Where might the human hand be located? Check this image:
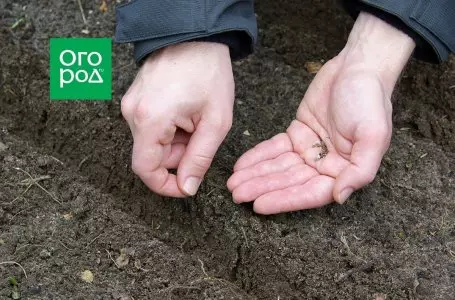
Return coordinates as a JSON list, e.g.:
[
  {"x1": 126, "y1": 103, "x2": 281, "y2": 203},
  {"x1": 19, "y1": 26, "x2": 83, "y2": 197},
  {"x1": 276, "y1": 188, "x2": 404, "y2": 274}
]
[
  {"x1": 121, "y1": 42, "x2": 234, "y2": 197},
  {"x1": 228, "y1": 12, "x2": 415, "y2": 214}
]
